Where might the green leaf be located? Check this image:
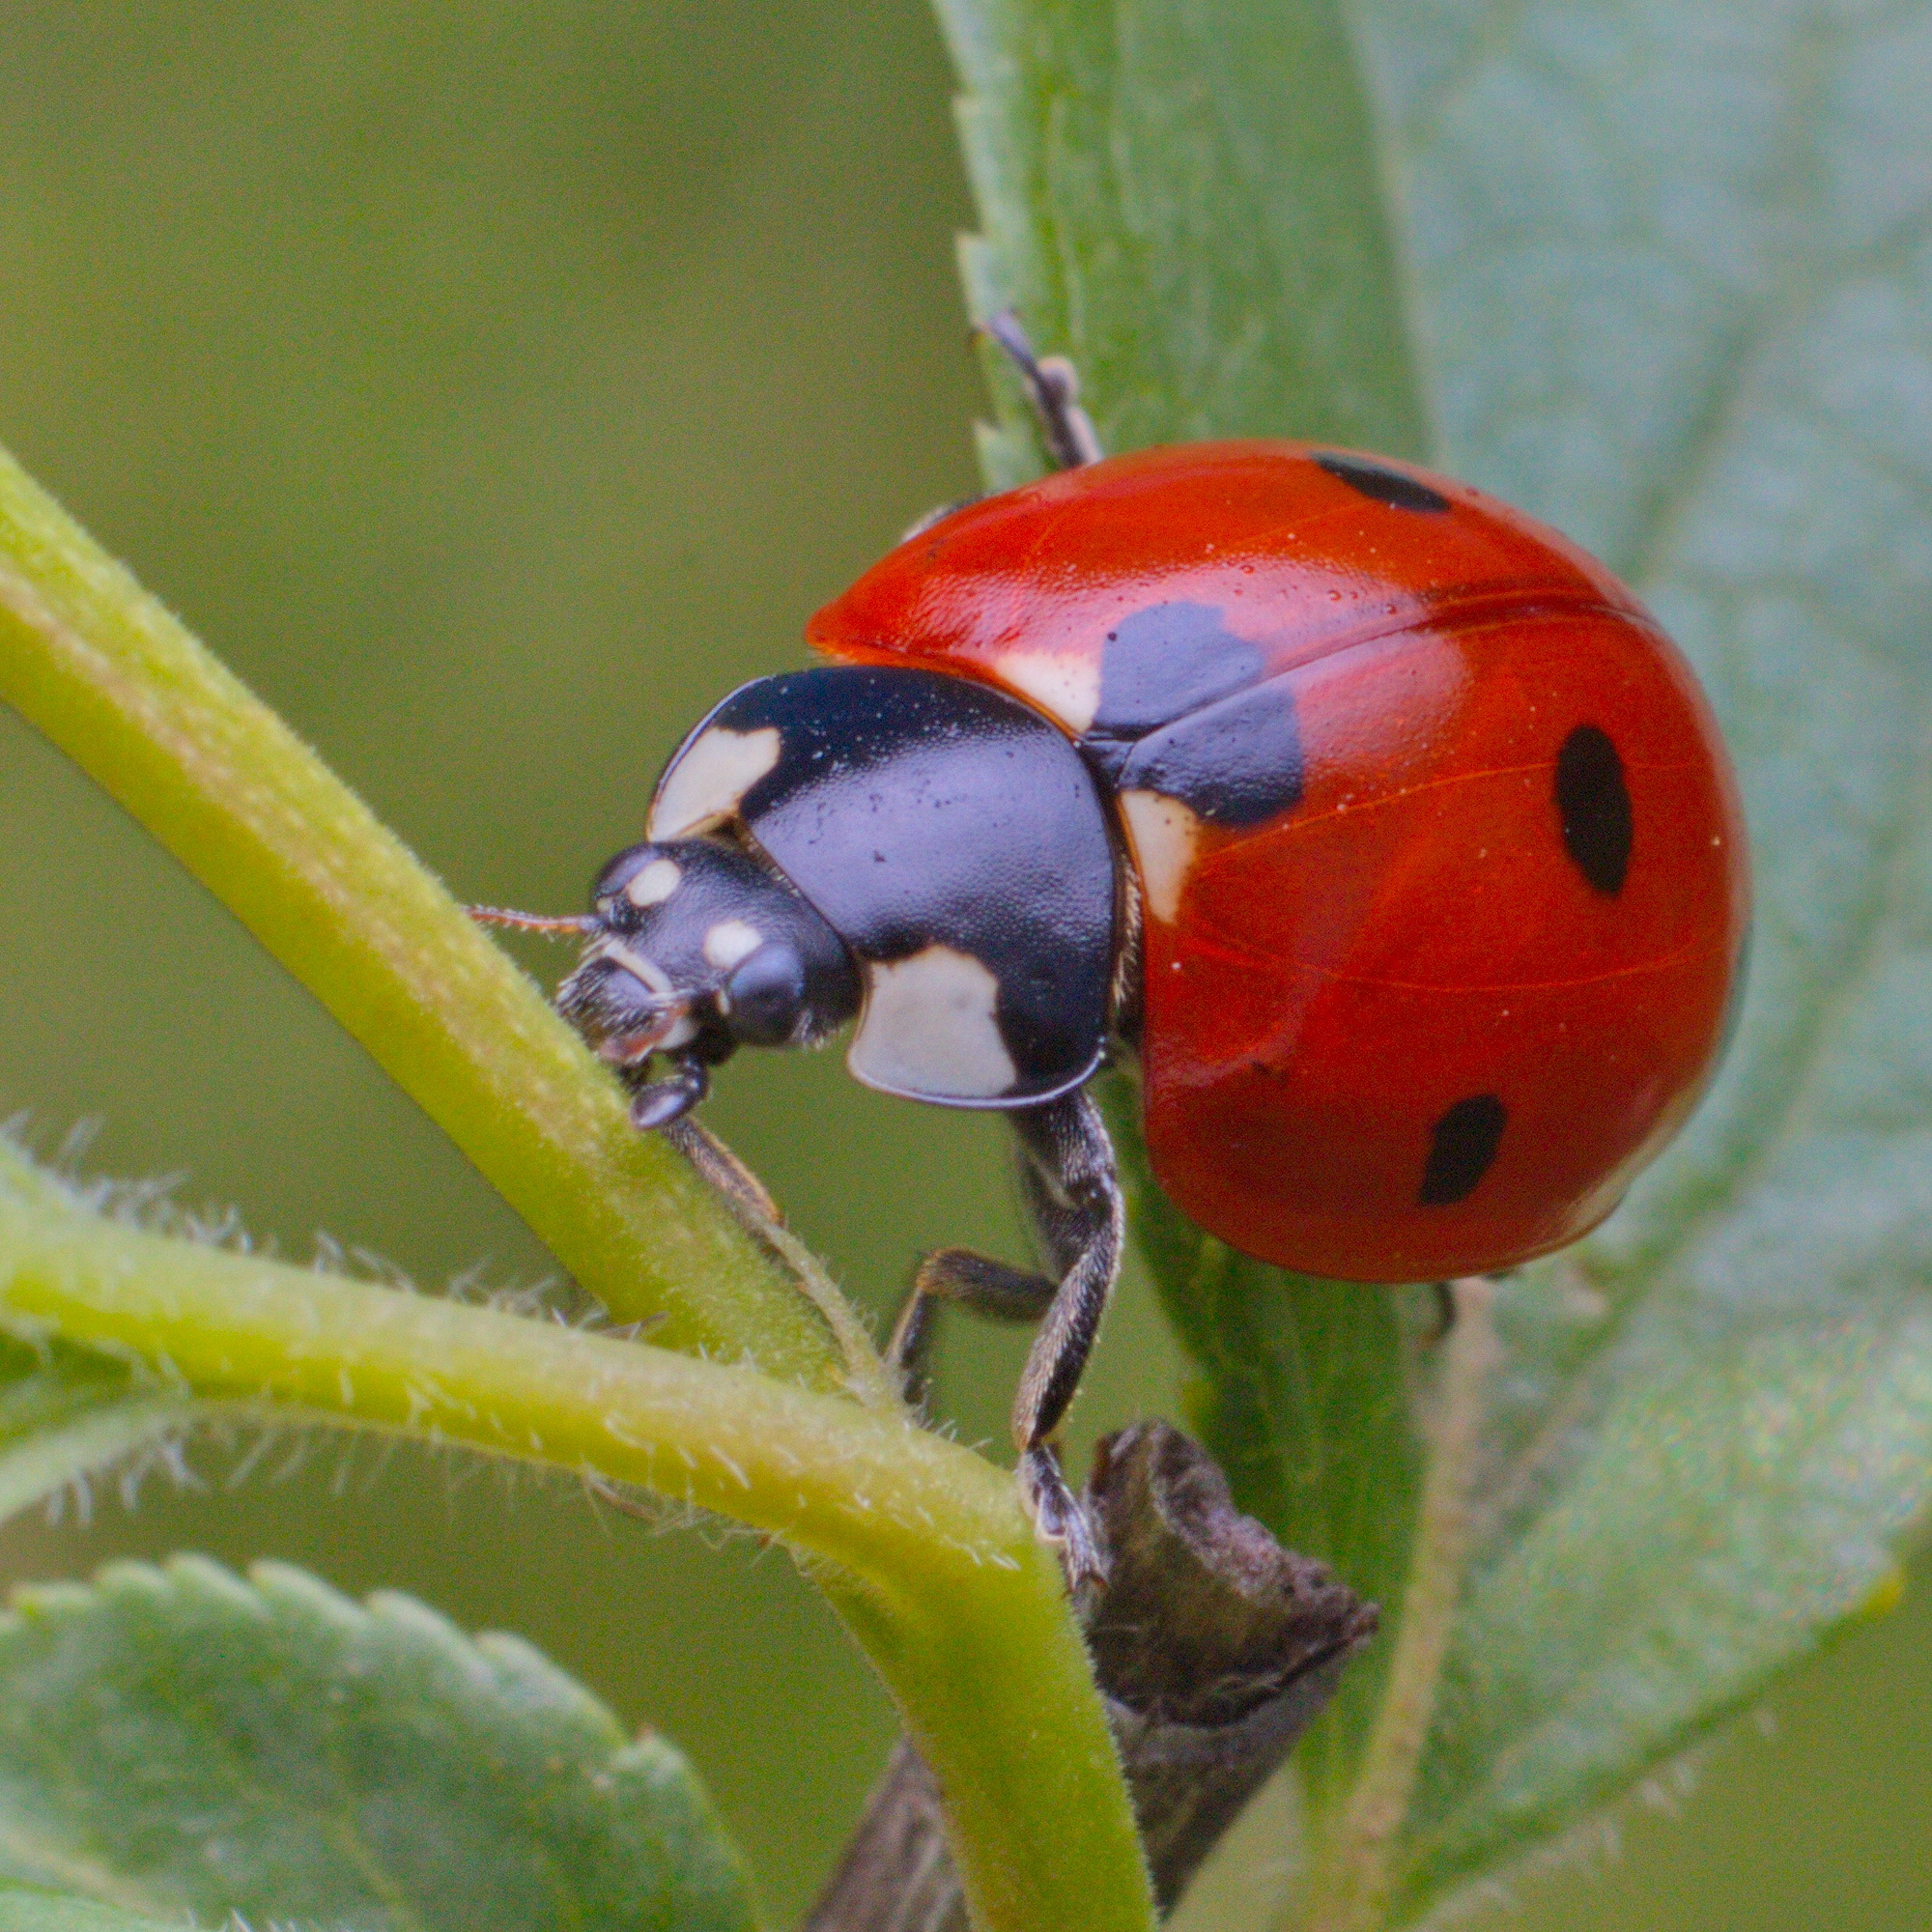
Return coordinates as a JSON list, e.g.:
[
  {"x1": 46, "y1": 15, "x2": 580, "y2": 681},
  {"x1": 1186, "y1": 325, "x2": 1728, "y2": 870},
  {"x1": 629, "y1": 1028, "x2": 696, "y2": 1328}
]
[
  {"x1": 0, "y1": 1885, "x2": 185, "y2": 1932},
  {"x1": 930, "y1": 0, "x2": 1427, "y2": 484},
  {"x1": 0, "y1": 1557, "x2": 757, "y2": 1932},
  {"x1": 946, "y1": 0, "x2": 1932, "y2": 1921}
]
